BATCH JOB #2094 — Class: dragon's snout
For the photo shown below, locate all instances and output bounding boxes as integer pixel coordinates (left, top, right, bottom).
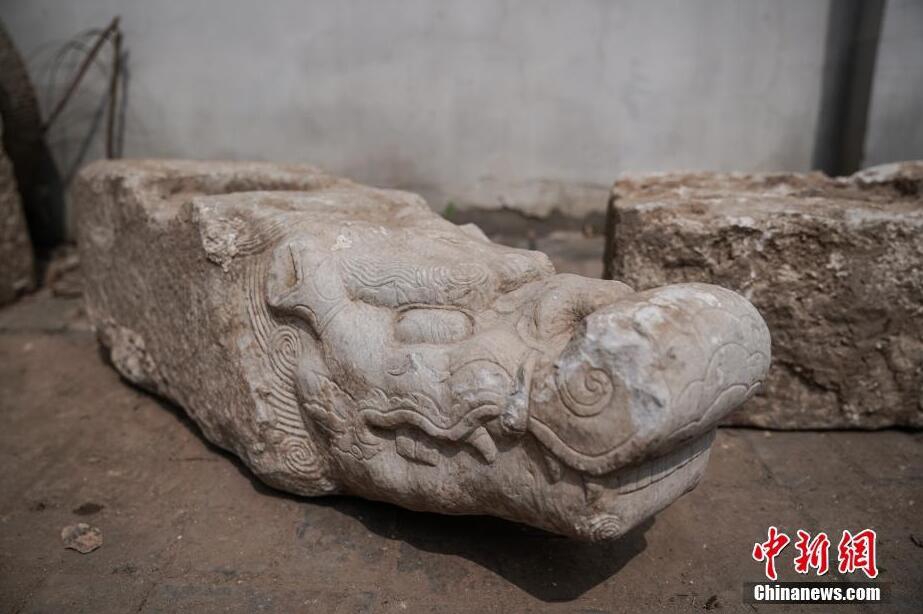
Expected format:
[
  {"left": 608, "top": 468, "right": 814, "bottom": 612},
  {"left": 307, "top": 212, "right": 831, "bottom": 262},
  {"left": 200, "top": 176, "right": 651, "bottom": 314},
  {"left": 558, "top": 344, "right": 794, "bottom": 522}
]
[{"left": 528, "top": 282, "right": 771, "bottom": 476}]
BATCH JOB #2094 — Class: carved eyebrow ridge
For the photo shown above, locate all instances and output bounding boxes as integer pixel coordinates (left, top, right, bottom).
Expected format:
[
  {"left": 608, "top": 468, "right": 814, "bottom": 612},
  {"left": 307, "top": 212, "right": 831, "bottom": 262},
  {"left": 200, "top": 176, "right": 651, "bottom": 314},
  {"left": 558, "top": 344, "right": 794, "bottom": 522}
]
[{"left": 339, "top": 257, "right": 497, "bottom": 309}]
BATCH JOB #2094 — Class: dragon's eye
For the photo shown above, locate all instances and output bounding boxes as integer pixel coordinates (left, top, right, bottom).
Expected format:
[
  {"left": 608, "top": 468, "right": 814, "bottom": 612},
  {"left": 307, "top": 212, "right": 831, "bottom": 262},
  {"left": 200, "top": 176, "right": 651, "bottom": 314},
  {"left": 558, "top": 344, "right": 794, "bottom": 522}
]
[{"left": 394, "top": 308, "right": 473, "bottom": 344}]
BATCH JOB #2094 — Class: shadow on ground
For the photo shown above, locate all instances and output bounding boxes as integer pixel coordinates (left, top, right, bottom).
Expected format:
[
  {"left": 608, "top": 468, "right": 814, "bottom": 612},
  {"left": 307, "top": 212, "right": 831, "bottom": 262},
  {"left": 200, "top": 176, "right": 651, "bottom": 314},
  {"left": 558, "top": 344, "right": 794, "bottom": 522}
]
[
  {"left": 148, "top": 386, "right": 650, "bottom": 602},
  {"left": 312, "top": 497, "right": 651, "bottom": 602}
]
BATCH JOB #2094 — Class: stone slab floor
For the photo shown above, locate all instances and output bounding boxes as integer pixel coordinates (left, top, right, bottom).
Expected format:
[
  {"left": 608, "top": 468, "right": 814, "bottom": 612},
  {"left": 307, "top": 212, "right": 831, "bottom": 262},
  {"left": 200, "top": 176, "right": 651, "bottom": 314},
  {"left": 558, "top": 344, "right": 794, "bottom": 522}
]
[{"left": 1, "top": 292, "right": 920, "bottom": 613}]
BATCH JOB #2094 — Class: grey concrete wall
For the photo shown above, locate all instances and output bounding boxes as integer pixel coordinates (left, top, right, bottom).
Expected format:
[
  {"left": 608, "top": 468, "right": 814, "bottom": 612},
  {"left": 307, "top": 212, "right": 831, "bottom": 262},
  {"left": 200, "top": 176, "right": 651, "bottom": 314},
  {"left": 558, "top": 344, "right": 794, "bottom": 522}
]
[
  {"left": 0, "top": 0, "right": 848, "bottom": 223},
  {"left": 864, "top": 0, "right": 923, "bottom": 167}
]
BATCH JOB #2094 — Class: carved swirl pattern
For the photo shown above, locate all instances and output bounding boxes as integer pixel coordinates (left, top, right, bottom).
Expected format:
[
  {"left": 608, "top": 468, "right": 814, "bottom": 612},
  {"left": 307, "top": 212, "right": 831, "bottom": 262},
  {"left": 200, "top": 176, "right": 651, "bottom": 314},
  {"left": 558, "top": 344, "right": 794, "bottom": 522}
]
[
  {"left": 298, "top": 371, "right": 382, "bottom": 462},
  {"left": 584, "top": 514, "right": 623, "bottom": 541},
  {"left": 279, "top": 435, "right": 327, "bottom": 481},
  {"left": 234, "top": 219, "right": 288, "bottom": 256},
  {"left": 555, "top": 364, "right": 614, "bottom": 418},
  {"left": 247, "top": 258, "right": 304, "bottom": 432},
  {"left": 245, "top": 256, "right": 336, "bottom": 492},
  {"left": 527, "top": 286, "right": 771, "bottom": 476},
  {"left": 267, "top": 326, "right": 301, "bottom": 384},
  {"left": 445, "top": 262, "right": 490, "bottom": 287}
]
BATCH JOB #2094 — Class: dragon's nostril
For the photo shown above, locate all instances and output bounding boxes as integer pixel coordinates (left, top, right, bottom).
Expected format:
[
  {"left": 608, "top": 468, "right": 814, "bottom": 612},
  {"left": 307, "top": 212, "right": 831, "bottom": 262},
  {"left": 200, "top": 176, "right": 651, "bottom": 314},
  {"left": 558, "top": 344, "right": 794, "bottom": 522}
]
[{"left": 530, "top": 274, "right": 633, "bottom": 340}]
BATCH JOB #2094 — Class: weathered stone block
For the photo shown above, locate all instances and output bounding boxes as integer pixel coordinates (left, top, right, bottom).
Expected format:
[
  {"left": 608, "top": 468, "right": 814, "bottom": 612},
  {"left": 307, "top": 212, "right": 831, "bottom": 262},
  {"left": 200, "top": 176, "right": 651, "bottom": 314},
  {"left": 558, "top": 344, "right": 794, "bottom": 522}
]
[
  {"left": 76, "top": 160, "right": 769, "bottom": 539},
  {"left": 0, "top": 122, "right": 34, "bottom": 305},
  {"left": 605, "top": 162, "right": 923, "bottom": 428}
]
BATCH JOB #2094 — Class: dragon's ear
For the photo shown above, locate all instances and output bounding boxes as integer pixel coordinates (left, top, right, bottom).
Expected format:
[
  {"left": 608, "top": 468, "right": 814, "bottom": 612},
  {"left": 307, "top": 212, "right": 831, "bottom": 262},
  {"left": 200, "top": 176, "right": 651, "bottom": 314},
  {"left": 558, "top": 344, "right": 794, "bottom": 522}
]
[
  {"left": 265, "top": 238, "right": 346, "bottom": 338},
  {"left": 266, "top": 240, "right": 317, "bottom": 328},
  {"left": 266, "top": 241, "right": 303, "bottom": 308}
]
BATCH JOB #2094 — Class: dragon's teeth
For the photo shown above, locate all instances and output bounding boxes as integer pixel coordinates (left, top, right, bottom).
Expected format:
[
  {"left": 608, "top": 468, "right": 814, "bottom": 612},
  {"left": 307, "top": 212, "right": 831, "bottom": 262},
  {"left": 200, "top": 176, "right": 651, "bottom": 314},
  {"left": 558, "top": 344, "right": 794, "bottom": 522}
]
[
  {"left": 466, "top": 427, "right": 498, "bottom": 464},
  {"left": 542, "top": 450, "right": 564, "bottom": 482}
]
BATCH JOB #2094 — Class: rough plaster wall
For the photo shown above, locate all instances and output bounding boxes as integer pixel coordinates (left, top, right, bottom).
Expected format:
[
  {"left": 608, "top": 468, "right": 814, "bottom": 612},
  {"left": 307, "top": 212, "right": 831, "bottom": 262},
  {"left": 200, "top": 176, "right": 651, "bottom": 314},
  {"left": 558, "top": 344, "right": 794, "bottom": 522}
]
[
  {"left": 2, "top": 0, "right": 830, "bottom": 229},
  {"left": 864, "top": 0, "right": 923, "bottom": 167}
]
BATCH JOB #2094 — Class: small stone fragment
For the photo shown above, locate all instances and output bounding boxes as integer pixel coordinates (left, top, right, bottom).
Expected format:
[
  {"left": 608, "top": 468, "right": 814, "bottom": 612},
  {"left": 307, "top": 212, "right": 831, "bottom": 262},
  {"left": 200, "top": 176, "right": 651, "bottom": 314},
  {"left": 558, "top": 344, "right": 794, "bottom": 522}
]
[{"left": 61, "top": 523, "right": 103, "bottom": 553}]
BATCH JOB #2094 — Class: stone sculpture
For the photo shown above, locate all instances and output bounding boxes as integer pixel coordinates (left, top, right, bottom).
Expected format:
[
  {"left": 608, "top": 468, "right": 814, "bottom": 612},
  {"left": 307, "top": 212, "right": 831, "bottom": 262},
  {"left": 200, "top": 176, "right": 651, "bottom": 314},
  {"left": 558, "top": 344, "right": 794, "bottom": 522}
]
[
  {"left": 76, "top": 160, "right": 770, "bottom": 540},
  {"left": 605, "top": 162, "right": 923, "bottom": 429}
]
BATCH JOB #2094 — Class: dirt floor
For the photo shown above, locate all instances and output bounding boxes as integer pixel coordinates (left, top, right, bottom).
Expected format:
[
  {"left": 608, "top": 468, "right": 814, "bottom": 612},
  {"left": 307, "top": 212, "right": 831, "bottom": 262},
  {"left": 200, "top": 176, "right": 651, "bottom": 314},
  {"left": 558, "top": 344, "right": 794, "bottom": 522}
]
[{"left": 1, "top": 292, "right": 921, "bottom": 613}]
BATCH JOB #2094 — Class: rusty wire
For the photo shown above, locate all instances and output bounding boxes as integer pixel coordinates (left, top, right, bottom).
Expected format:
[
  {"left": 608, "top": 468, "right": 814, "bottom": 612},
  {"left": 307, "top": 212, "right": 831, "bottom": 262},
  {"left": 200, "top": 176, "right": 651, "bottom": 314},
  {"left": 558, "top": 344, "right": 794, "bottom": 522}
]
[{"left": 41, "top": 16, "right": 122, "bottom": 159}]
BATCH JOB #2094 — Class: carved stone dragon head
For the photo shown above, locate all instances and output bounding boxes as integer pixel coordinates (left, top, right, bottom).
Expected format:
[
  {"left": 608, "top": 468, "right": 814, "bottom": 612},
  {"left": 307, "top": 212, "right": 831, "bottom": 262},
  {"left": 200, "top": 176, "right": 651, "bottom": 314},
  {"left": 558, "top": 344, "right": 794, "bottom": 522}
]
[
  {"left": 76, "top": 160, "right": 770, "bottom": 540},
  {"left": 257, "top": 186, "right": 770, "bottom": 539}
]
